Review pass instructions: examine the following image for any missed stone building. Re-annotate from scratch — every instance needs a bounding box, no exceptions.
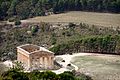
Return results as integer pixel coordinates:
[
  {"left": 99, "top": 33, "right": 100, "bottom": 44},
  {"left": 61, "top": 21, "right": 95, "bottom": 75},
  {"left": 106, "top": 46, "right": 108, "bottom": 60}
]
[{"left": 17, "top": 44, "right": 54, "bottom": 71}]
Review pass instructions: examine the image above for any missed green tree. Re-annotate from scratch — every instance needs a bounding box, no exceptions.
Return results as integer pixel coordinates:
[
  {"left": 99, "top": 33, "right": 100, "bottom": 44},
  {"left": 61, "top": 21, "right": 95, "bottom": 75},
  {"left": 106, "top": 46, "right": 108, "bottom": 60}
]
[
  {"left": 0, "top": 1, "right": 10, "bottom": 19},
  {"left": 59, "top": 71, "right": 75, "bottom": 80},
  {"left": 7, "top": 0, "right": 18, "bottom": 16}
]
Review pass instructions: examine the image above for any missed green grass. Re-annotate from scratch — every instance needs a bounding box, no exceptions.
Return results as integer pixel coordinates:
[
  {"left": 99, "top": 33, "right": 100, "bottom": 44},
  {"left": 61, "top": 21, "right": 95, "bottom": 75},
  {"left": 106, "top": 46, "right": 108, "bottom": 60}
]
[{"left": 71, "top": 55, "right": 120, "bottom": 80}]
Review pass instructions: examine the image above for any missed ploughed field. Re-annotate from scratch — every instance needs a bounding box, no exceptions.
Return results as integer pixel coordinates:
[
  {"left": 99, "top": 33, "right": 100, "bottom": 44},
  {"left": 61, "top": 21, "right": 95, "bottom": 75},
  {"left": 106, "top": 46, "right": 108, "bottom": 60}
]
[
  {"left": 22, "top": 11, "right": 120, "bottom": 27},
  {"left": 71, "top": 54, "right": 120, "bottom": 80}
]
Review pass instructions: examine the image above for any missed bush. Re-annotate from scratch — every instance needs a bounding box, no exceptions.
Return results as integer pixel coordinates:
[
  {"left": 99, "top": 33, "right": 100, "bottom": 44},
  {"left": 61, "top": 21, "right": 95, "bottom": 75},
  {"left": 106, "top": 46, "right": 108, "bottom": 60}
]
[
  {"left": 51, "top": 37, "right": 57, "bottom": 45},
  {"left": 31, "top": 25, "right": 39, "bottom": 34},
  {"left": 1, "top": 70, "right": 29, "bottom": 80},
  {"left": 1, "top": 67, "right": 93, "bottom": 80},
  {"left": 15, "top": 20, "right": 21, "bottom": 25},
  {"left": 9, "top": 17, "right": 16, "bottom": 22},
  {"left": 50, "top": 35, "right": 119, "bottom": 55},
  {"left": 69, "top": 23, "right": 76, "bottom": 29}
]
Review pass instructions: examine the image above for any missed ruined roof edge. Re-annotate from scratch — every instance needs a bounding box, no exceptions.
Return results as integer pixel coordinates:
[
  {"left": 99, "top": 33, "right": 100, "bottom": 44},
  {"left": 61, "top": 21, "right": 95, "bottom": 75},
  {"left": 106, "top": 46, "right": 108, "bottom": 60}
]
[{"left": 17, "top": 44, "right": 54, "bottom": 55}]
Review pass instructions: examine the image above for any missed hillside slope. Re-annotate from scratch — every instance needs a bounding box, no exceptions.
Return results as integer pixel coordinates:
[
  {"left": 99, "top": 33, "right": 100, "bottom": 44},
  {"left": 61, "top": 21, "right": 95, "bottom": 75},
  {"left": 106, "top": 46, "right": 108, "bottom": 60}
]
[{"left": 22, "top": 11, "right": 120, "bottom": 27}]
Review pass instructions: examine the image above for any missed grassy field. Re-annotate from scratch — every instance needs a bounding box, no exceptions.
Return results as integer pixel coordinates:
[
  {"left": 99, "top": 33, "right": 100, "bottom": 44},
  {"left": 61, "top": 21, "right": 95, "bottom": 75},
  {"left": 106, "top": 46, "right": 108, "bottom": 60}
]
[
  {"left": 71, "top": 54, "right": 120, "bottom": 80},
  {"left": 22, "top": 11, "right": 120, "bottom": 27}
]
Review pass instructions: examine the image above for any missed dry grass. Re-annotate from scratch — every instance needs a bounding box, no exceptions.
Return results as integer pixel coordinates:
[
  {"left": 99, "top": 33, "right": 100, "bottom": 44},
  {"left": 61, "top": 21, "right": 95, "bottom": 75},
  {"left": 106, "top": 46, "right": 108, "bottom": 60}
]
[
  {"left": 22, "top": 11, "right": 120, "bottom": 27},
  {"left": 71, "top": 54, "right": 120, "bottom": 80}
]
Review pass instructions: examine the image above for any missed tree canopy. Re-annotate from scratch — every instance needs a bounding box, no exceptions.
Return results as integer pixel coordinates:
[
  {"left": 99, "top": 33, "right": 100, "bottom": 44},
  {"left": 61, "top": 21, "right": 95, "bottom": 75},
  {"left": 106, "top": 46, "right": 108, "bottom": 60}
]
[{"left": 0, "top": 0, "right": 120, "bottom": 20}]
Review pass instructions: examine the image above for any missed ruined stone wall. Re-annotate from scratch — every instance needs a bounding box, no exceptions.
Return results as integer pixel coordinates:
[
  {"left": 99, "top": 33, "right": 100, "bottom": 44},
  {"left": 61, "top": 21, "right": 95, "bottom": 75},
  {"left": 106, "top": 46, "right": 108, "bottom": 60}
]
[
  {"left": 17, "top": 48, "right": 30, "bottom": 70},
  {"left": 17, "top": 45, "right": 54, "bottom": 71}
]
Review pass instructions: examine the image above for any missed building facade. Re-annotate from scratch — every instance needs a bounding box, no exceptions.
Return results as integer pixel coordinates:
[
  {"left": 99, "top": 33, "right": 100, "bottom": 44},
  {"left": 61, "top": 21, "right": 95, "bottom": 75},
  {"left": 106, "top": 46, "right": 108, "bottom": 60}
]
[{"left": 17, "top": 44, "right": 54, "bottom": 71}]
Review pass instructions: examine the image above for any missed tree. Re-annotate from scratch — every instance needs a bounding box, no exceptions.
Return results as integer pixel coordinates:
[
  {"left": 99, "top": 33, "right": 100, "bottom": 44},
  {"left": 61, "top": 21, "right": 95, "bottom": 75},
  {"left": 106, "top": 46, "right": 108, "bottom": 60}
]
[
  {"left": 108, "top": 1, "right": 118, "bottom": 12},
  {"left": 7, "top": 0, "right": 18, "bottom": 17},
  {"left": 75, "top": 0, "right": 82, "bottom": 10},
  {"left": 0, "top": 1, "right": 10, "bottom": 19},
  {"left": 15, "top": 1, "right": 31, "bottom": 19},
  {"left": 59, "top": 71, "right": 75, "bottom": 80},
  {"left": 2, "top": 70, "right": 29, "bottom": 80},
  {"left": 81, "top": 0, "right": 88, "bottom": 10},
  {"left": 31, "top": 25, "right": 39, "bottom": 35},
  {"left": 30, "top": 0, "right": 38, "bottom": 7},
  {"left": 57, "top": 0, "right": 65, "bottom": 12},
  {"left": 1, "top": 0, "right": 120, "bottom": 20}
]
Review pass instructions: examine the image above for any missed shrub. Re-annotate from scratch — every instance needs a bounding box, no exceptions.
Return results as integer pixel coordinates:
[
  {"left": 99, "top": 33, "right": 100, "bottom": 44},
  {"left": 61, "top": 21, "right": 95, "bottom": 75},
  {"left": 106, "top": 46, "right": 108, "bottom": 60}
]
[
  {"left": 1, "top": 67, "right": 93, "bottom": 80},
  {"left": 15, "top": 20, "right": 21, "bottom": 25},
  {"left": 68, "top": 23, "right": 76, "bottom": 29},
  {"left": 1, "top": 70, "right": 29, "bottom": 80},
  {"left": 31, "top": 25, "right": 39, "bottom": 35},
  {"left": 51, "top": 37, "right": 57, "bottom": 45},
  {"left": 58, "top": 71, "right": 75, "bottom": 80},
  {"left": 66, "top": 31, "right": 72, "bottom": 36},
  {"left": 9, "top": 17, "right": 16, "bottom": 22}
]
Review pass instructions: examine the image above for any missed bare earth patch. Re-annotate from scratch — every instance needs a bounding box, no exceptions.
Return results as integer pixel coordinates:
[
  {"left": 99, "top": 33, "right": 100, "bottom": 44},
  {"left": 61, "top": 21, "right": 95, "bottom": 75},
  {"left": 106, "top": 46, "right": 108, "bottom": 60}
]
[
  {"left": 22, "top": 11, "right": 120, "bottom": 27},
  {"left": 71, "top": 54, "right": 120, "bottom": 80}
]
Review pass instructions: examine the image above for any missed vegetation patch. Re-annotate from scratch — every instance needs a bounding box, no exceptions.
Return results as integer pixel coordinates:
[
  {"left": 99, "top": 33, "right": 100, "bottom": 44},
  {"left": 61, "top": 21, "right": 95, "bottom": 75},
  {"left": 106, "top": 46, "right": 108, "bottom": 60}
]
[
  {"left": 50, "top": 35, "right": 120, "bottom": 55},
  {"left": 0, "top": 0, "right": 120, "bottom": 20},
  {"left": 0, "top": 69, "right": 92, "bottom": 80},
  {"left": 0, "top": 22, "right": 120, "bottom": 61}
]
